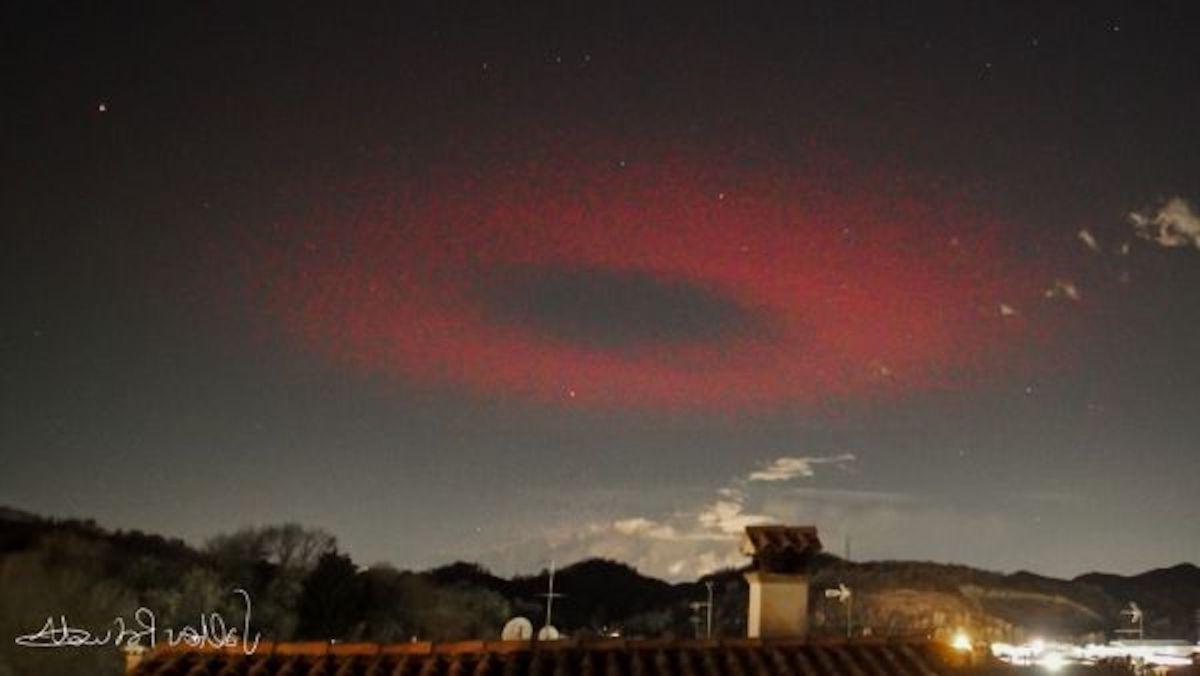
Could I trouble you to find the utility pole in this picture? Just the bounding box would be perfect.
[825,583,853,639]
[705,581,714,639]
[847,590,853,639]
[690,581,716,639]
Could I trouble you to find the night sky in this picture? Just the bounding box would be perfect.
[3,2,1198,581]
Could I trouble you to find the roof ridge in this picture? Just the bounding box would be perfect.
[147,636,930,657]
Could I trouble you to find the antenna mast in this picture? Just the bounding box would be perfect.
[539,561,566,630]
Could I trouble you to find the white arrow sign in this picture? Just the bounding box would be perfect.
[824,583,851,602]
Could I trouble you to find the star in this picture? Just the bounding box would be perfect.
[97,102,107,112]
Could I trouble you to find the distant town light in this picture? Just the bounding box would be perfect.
[1038,651,1067,672]
[951,630,972,652]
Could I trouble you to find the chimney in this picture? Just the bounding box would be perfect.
[740,525,822,639]
[122,643,148,674]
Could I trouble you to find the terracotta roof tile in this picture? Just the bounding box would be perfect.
[130,639,987,676]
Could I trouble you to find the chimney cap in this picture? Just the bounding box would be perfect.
[739,525,822,573]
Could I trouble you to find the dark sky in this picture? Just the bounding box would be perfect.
[3,1,1198,580]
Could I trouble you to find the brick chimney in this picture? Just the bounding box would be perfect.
[740,525,822,639]
[122,643,148,674]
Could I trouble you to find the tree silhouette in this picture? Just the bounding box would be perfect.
[297,551,364,640]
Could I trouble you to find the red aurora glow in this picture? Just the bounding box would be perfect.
[249,149,1055,410]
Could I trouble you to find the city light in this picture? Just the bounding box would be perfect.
[1038,651,1067,672]
[992,638,1200,670]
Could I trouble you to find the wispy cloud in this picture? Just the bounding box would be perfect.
[696,496,773,535]
[469,453,1038,580]
[1043,279,1081,302]
[788,487,917,505]
[746,454,857,482]
[494,453,860,578]
[1078,228,1101,253]
[1129,197,1200,249]
[478,485,1017,581]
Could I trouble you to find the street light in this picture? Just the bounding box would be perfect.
[690,581,716,638]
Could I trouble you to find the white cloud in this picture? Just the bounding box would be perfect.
[612,517,676,539]
[1043,279,1081,302]
[697,498,773,534]
[471,454,1033,581]
[610,516,728,542]
[746,454,856,482]
[470,447,1034,580]
[503,454,860,578]
[480,480,1016,581]
[788,487,916,504]
[1129,197,1200,249]
[1078,228,1100,253]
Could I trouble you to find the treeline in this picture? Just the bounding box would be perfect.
[0,515,509,676]
[0,510,726,676]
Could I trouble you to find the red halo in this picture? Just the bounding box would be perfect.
[249,147,1052,410]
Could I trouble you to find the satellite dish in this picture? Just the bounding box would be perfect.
[501,617,533,641]
[537,625,560,641]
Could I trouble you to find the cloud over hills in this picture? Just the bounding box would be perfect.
[1130,197,1200,250]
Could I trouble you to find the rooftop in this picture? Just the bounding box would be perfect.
[129,637,981,676]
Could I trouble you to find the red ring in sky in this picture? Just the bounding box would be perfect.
[253,147,1051,410]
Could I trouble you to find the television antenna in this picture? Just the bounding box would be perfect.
[500,617,533,641]
[824,582,853,638]
[537,560,565,640]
